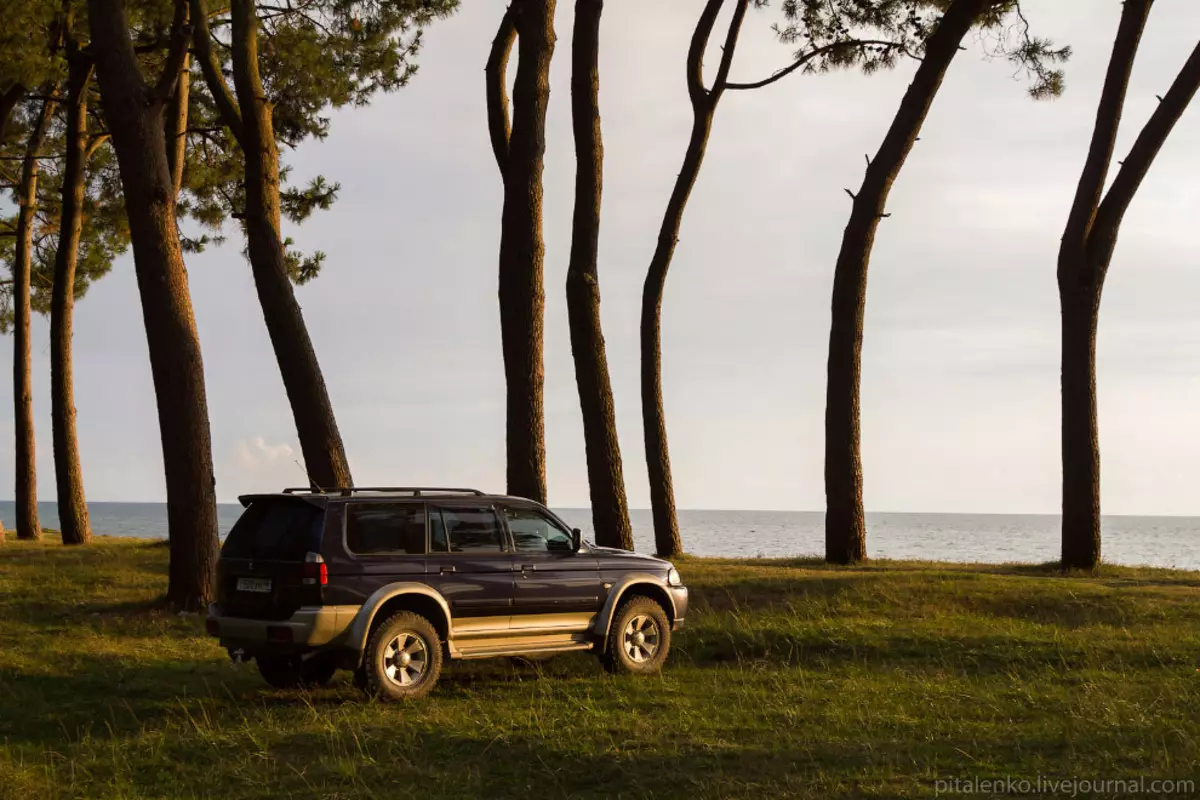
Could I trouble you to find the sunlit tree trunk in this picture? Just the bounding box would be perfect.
[566,0,633,549]
[486,0,555,504]
[51,55,95,546]
[89,0,220,609]
[11,95,55,542]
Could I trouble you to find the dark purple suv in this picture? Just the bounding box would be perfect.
[206,487,688,699]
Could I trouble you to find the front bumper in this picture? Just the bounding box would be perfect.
[669,586,689,630]
[206,604,357,651]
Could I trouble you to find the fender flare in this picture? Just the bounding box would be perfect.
[591,572,677,641]
[345,583,453,654]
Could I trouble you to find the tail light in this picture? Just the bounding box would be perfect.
[303,552,327,586]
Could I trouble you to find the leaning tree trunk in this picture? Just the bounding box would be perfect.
[50,57,94,546]
[566,0,633,550]
[824,0,986,565]
[11,96,55,542]
[1059,23,1200,570]
[641,0,746,557]
[227,0,352,490]
[89,0,220,610]
[166,53,189,197]
[487,0,555,504]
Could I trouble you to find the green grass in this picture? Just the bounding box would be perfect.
[2,534,1200,799]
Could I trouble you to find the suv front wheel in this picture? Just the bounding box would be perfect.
[602,596,672,675]
[363,611,443,700]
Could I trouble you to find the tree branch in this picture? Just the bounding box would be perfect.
[709,0,750,99]
[191,0,245,146]
[485,4,517,173]
[686,0,725,108]
[1060,0,1151,251]
[1092,38,1200,257]
[726,40,911,91]
[152,0,194,102]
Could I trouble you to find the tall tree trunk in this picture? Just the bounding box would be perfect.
[641,0,747,557]
[824,0,986,565]
[486,0,555,504]
[226,0,352,490]
[1056,1,1200,569]
[1059,277,1101,568]
[566,0,632,550]
[89,0,219,610]
[11,95,55,542]
[50,56,94,546]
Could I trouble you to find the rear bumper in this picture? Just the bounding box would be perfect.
[669,586,689,630]
[206,604,358,651]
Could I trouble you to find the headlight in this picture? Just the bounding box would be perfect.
[667,567,682,587]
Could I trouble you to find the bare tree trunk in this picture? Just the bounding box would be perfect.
[1056,1,1200,569]
[89,0,220,610]
[226,0,352,490]
[11,95,55,542]
[824,0,986,565]
[641,0,747,557]
[566,0,632,549]
[486,0,555,504]
[51,55,94,546]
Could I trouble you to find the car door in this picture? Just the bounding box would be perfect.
[504,503,603,630]
[424,503,514,631]
[337,501,428,605]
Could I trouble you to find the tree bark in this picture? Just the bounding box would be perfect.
[50,55,94,546]
[641,0,747,557]
[11,95,55,542]
[89,0,220,610]
[226,0,353,491]
[1056,0,1200,569]
[487,0,555,504]
[566,0,632,550]
[166,54,189,197]
[824,0,986,565]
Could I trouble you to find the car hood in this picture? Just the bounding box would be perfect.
[588,546,672,571]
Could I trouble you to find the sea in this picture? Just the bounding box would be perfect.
[2,501,1199,570]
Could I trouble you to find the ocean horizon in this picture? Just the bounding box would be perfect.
[3,500,1198,571]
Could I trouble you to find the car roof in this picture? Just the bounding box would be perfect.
[237,490,543,508]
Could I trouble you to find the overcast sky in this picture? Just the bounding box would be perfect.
[3,1,1200,514]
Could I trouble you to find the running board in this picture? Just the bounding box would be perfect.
[452,641,594,660]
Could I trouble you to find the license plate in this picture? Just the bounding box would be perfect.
[237,577,272,593]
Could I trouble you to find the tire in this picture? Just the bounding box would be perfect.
[256,653,338,689]
[362,611,443,701]
[602,595,672,675]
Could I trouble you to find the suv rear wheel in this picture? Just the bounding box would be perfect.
[363,611,443,700]
[602,596,672,675]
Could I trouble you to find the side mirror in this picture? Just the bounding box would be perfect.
[572,528,582,551]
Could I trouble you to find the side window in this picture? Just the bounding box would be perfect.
[436,506,505,554]
[505,506,573,554]
[345,503,426,555]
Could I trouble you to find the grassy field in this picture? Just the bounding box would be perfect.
[1,534,1199,799]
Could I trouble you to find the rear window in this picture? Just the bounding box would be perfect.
[222,500,323,561]
[346,503,426,555]
[430,506,505,554]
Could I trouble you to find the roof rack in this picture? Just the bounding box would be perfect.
[281,486,485,497]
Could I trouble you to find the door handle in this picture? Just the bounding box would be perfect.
[520,564,534,572]
[440,565,456,574]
